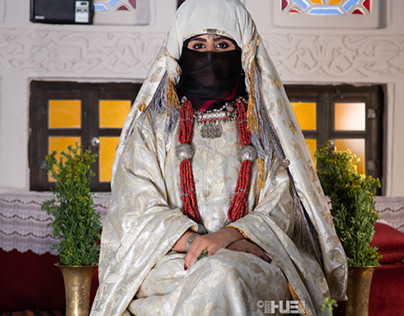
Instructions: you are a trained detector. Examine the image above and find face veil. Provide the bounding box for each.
[177,42,246,112]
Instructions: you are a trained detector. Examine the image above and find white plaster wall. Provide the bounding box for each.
[0,0,403,195]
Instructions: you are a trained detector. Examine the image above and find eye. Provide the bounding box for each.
[191,42,205,49]
[216,41,229,49]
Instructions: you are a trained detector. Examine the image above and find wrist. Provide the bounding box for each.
[185,233,199,252]
[220,227,244,247]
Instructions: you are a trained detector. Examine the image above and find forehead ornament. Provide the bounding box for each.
[206,28,218,39]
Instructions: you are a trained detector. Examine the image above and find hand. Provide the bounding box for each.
[226,239,272,264]
[184,227,243,270]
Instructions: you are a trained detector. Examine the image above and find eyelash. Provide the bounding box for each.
[216,42,229,48]
[191,41,231,49]
[193,43,205,49]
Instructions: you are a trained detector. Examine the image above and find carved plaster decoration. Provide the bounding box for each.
[1,28,403,82]
[262,34,404,81]
[2,29,164,78]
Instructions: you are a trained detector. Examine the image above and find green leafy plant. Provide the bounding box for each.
[321,297,337,316]
[41,143,101,266]
[315,142,382,266]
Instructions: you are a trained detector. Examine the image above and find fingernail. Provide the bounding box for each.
[184,264,188,271]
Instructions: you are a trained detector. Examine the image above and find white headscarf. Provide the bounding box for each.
[112,0,347,301]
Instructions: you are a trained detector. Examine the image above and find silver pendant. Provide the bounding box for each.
[201,123,223,139]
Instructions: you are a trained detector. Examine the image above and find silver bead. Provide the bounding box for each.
[282,158,290,168]
[240,145,257,162]
[176,143,194,161]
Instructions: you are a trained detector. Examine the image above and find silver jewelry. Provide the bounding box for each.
[240,144,258,162]
[176,143,194,161]
[185,233,199,252]
[193,101,238,139]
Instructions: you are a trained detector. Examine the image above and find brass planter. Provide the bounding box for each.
[346,266,377,316]
[56,263,97,316]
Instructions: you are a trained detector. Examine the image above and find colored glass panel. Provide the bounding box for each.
[128,0,136,9]
[329,0,343,4]
[282,0,290,9]
[49,100,81,129]
[117,5,129,10]
[334,138,365,175]
[335,102,365,131]
[291,102,317,130]
[48,137,81,181]
[295,0,310,10]
[309,7,344,14]
[99,100,131,128]
[310,0,323,4]
[108,0,122,8]
[289,8,301,13]
[94,3,108,11]
[363,0,371,11]
[305,138,317,166]
[99,137,119,182]
[352,8,364,14]
[343,0,360,12]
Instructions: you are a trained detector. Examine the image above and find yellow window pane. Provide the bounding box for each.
[99,100,131,128]
[291,102,317,130]
[49,100,81,129]
[310,0,323,4]
[329,0,344,4]
[334,139,366,175]
[48,137,81,181]
[335,102,365,131]
[99,137,119,182]
[305,138,317,166]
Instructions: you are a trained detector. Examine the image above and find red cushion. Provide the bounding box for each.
[370,222,404,264]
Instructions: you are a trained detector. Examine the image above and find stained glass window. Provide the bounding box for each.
[281,0,371,15]
[93,0,148,25]
[94,0,136,12]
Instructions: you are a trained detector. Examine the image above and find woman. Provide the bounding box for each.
[91,0,348,315]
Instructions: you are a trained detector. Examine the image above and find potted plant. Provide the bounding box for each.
[42,143,101,316]
[315,142,381,316]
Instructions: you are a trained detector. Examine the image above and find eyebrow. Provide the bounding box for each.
[189,36,232,42]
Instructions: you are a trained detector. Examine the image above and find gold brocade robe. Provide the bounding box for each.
[91,110,333,316]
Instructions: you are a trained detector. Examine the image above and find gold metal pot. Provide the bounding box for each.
[346,266,378,316]
[55,263,97,316]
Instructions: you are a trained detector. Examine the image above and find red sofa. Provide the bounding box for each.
[0,249,99,311]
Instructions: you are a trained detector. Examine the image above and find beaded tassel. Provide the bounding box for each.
[180,159,200,223]
[179,100,193,143]
[179,100,199,223]
[227,99,253,221]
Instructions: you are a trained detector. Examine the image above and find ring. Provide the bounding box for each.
[196,247,208,261]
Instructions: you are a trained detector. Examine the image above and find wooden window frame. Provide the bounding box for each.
[29,81,141,191]
[285,84,384,189]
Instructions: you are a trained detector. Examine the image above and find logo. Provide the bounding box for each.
[256,300,302,314]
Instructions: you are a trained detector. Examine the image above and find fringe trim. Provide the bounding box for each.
[287,279,309,316]
[257,157,265,191]
[247,60,257,132]
[167,77,180,117]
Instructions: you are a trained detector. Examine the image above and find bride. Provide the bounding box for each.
[91,0,348,315]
